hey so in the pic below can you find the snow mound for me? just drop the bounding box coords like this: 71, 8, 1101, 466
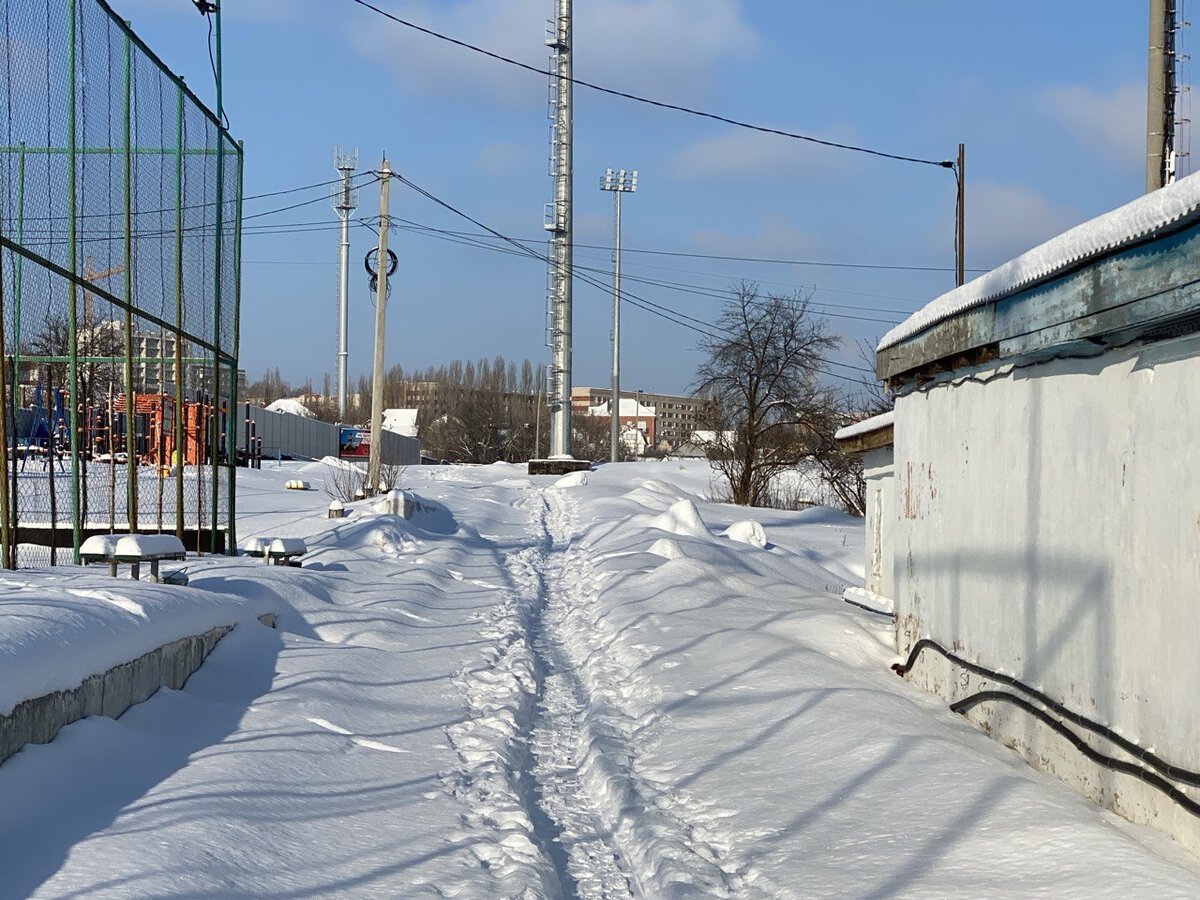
553, 471, 588, 488
644, 499, 710, 539
722, 520, 768, 549
264, 398, 314, 418
648, 537, 686, 560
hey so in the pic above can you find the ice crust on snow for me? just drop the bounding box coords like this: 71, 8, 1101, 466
879, 170, 1200, 351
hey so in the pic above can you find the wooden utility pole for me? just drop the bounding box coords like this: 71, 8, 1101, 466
956, 143, 965, 287
1147, 0, 1176, 191
366, 159, 391, 495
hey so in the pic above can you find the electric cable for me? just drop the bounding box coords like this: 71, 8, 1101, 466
895, 638, 1200, 788
952, 691, 1200, 819
347, 0, 953, 169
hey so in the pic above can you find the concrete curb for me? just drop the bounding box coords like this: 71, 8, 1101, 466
0, 613, 277, 767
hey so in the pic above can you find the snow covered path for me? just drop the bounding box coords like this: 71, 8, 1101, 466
1, 459, 1199, 897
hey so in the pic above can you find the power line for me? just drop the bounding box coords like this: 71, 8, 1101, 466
16, 173, 375, 222
347, 0, 953, 169
387, 175, 901, 381
380, 215, 903, 325
373, 215, 983, 276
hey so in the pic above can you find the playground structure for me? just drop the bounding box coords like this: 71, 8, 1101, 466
0, 0, 242, 566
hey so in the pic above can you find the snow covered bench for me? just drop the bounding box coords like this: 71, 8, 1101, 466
80, 534, 186, 581
241, 536, 307, 567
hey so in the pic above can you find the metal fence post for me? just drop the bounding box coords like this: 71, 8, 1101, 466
173, 84, 185, 540
123, 29, 137, 532
10, 142, 25, 566
66, 0, 82, 564
226, 140, 243, 553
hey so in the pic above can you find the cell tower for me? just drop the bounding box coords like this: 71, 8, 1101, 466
544, 0, 573, 459
333, 147, 359, 420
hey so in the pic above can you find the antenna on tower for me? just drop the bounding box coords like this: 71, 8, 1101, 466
333, 147, 359, 420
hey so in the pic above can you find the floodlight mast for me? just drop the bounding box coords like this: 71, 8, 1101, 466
332, 147, 359, 420
599, 167, 638, 463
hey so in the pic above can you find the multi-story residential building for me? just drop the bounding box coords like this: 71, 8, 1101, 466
571, 387, 713, 450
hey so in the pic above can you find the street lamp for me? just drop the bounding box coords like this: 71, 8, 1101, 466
600, 168, 638, 462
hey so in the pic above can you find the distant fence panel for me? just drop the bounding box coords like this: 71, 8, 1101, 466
245, 407, 420, 468
0, 0, 242, 566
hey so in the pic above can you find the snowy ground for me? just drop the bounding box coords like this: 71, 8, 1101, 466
1, 458, 1199, 897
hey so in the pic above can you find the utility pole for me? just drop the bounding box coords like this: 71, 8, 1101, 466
545, 0, 574, 460
600, 168, 638, 462
366, 158, 391, 495
333, 148, 359, 421
1148, 0, 1177, 191
955, 143, 965, 287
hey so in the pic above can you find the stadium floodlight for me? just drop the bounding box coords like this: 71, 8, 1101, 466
599, 167, 640, 462
600, 167, 638, 193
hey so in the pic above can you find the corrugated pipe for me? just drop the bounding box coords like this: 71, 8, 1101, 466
893, 639, 1200, 789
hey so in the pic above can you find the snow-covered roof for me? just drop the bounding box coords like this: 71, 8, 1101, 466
587, 397, 655, 418
879, 171, 1200, 352
382, 408, 419, 438
834, 410, 894, 442
691, 430, 734, 446
265, 398, 315, 418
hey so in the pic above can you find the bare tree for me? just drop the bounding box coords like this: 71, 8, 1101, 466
694, 284, 839, 507
804, 340, 893, 517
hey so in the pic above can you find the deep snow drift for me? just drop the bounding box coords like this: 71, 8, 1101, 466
0, 459, 1197, 897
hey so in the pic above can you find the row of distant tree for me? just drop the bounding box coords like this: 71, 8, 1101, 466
245, 284, 889, 513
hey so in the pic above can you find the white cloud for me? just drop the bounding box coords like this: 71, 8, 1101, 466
965, 181, 1080, 266
671, 126, 859, 181
1039, 83, 1144, 166
689, 215, 818, 260
350, 0, 758, 107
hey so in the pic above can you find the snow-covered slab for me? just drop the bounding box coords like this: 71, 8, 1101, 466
241, 536, 270, 556
0, 572, 265, 717
78, 535, 119, 559
834, 409, 895, 441
113, 534, 185, 559
268, 537, 306, 557
880, 170, 1200, 351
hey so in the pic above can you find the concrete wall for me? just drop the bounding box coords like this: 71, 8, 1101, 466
0, 624, 234, 766
862, 445, 894, 602
893, 330, 1200, 853
247, 408, 420, 466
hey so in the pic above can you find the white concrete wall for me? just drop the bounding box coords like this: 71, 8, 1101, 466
248, 408, 420, 466
893, 330, 1200, 853
862, 446, 894, 602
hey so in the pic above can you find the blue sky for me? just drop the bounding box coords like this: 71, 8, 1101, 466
109, 0, 1160, 395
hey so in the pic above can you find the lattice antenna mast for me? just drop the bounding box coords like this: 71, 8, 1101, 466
543, 0, 574, 459
333, 146, 359, 420
1174, 0, 1193, 181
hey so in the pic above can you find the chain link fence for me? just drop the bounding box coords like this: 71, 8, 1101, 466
0, 0, 241, 566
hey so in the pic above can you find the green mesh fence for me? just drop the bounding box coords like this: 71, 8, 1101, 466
0, 0, 241, 567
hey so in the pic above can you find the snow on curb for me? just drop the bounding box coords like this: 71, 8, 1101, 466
0, 571, 270, 717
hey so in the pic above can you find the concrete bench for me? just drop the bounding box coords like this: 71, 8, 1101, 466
241, 536, 307, 567
81, 534, 186, 582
